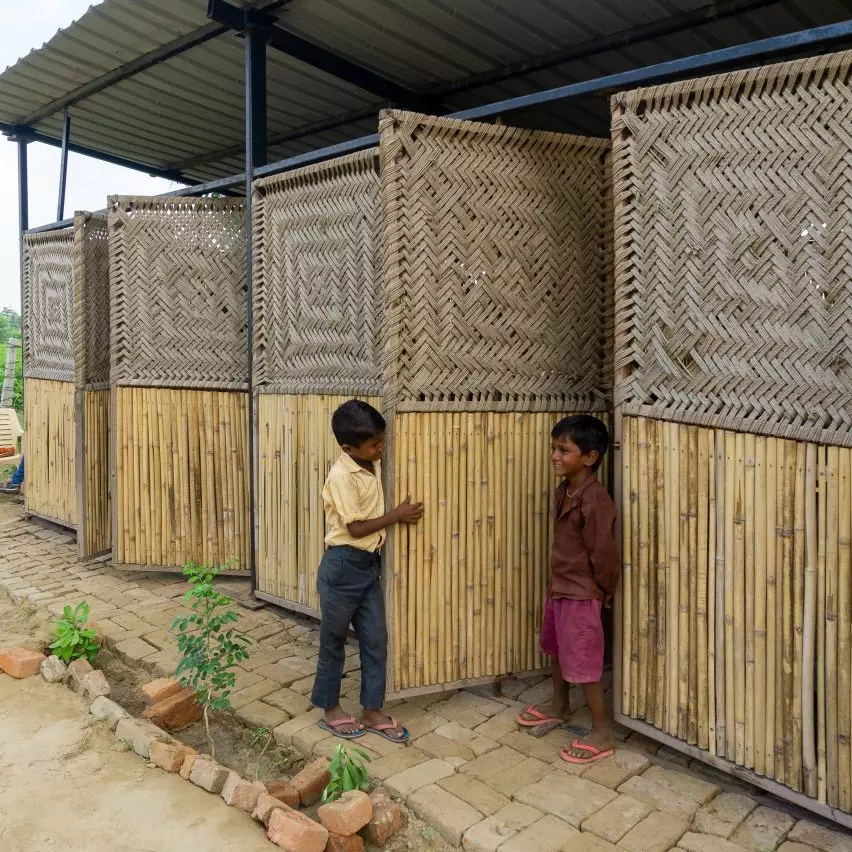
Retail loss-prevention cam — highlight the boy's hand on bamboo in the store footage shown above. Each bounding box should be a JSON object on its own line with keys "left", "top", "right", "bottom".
{"left": 394, "top": 495, "right": 424, "bottom": 524}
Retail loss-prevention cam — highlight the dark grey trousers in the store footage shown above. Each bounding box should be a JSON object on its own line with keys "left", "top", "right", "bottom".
{"left": 311, "top": 545, "right": 387, "bottom": 711}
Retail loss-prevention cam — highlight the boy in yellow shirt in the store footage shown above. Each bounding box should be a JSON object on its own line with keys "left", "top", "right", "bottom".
{"left": 313, "top": 400, "right": 423, "bottom": 742}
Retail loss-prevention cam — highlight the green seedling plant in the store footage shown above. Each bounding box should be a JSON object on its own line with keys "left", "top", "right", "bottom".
{"left": 50, "top": 601, "right": 100, "bottom": 664}
{"left": 171, "top": 562, "right": 251, "bottom": 757}
{"left": 248, "top": 726, "right": 297, "bottom": 781}
{"left": 322, "top": 743, "right": 371, "bottom": 804}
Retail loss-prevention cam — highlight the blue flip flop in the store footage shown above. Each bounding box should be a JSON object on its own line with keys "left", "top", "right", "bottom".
{"left": 365, "top": 717, "right": 409, "bottom": 743}
{"left": 316, "top": 716, "right": 365, "bottom": 739}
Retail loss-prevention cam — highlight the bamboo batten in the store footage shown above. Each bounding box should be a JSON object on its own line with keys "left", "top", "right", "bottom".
{"left": 256, "top": 394, "right": 382, "bottom": 614}
{"left": 24, "top": 378, "right": 76, "bottom": 526}
{"left": 391, "top": 410, "right": 609, "bottom": 693}
{"left": 80, "top": 389, "right": 110, "bottom": 555}
{"left": 113, "top": 387, "right": 249, "bottom": 571}
{"left": 621, "top": 416, "right": 852, "bottom": 811}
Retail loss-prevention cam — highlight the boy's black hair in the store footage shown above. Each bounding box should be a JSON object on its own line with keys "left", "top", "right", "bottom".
{"left": 551, "top": 414, "right": 609, "bottom": 471}
{"left": 332, "top": 400, "right": 386, "bottom": 447}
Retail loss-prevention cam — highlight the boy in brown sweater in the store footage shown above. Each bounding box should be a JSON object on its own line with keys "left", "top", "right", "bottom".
{"left": 516, "top": 415, "right": 620, "bottom": 763}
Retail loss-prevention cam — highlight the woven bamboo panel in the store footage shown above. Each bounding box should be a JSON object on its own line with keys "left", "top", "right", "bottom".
{"left": 22, "top": 228, "right": 75, "bottom": 383}
{"left": 24, "top": 378, "right": 76, "bottom": 526}
{"left": 253, "top": 152, "right": 383, "bottom": 396}
{"left": 113, "top": 387, "right": 249, "bottom": 571}
{"left": 619, "top": 415, "right": 852, "bottom": 809}
{"left": 73, "top": 212, "right": 110, "bottom": 390}
{"left": 256, "top": 393, "right": 382, "bottom": 614}
{"left": 612, "top": 50, "right": 852, "bottom": 446}
{"left": 78, "top": 389, "right": 110, "bottom": 557}
{"left": 379, "top": 111, "right": 611, "bottom": 413}
{"left": 109, "top": 197, "right": 247, "bottom": 390}
{"left": 389, "top": 411, "right": 609, "bottom": 692}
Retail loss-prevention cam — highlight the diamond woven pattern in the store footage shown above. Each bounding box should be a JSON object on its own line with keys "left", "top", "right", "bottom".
{"left": 23, "top": 228, "right": 75, "bottom": 382}
{"left": 109, "top": 197, "right": 247, "bottom": 390}
{"left": 612, "top": 50, "right": 852, "bottom": 446}
{"left": 73, "top": 212, "right": 110, "bottom": 390}
{"left": 252, "top": 151, "right": 382, "bottom": 395}
{"left": 379, "top": 111, "right": 611, "bottom": 413}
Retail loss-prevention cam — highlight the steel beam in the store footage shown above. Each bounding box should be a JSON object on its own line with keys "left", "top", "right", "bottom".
{"left": 56, "top": 109, "right": 71, "bottom": 222}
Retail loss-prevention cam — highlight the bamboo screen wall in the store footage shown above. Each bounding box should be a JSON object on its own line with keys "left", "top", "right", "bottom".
{"left": 380, "top": 111, "right": 611, "bottom": 694}
{"left": 22, "top": 228, "right": 77, "bottom": 528}
{"left": 612, "top": 50, "right": 852, "bottom": 815}
{"left": 108, "top": 197, "right": 249, "bottom": 573}
{"left": 252, "top": 151, "right": 383, "bottom": 615}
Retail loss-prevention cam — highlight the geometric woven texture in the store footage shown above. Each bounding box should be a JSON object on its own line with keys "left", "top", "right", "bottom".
{"left": 612, "top": 50, "right": 852, "bottom": 446}
{"left": 109, "top": 197, "right": 246, "bottom": 390}
{"left": 379, "top": 111, "right": 611, "bottom": 413}
{"left": 73, "top": 212, "right": 110, "bottom": 390}
{"left": 253, "top": 151, "right": 382, "bottom": 396}
{"left": 22, "top": 228, "right": 75, "bottom": 383}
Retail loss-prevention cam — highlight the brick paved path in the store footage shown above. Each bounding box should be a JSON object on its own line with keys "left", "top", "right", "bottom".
{"left": 2, "top": 510, "right": 851, "bottom": 851}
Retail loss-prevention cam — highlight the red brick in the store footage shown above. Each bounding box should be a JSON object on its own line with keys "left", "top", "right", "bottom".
{"left": 149, "top": 741, "right": 196, "bottom": 773}
{"left": 189, "top": 759, "right": 230, "bottom": 793}
{"left": 292, "top": 757, "right": 332, "bottom": 806}
{"left": 142, "top": 677, "right": 182, "bottom": 706}
{"left": 267, "top": 806, "right": 329, "bottom": 852}
{"left": 362, "top": 789, "right": 401, "bottom": 848}
{"left": 0, "top": 648, "right": 46, "bottom": 679}
{"left": 253, "top": 793, "right": 289, "bottom": 827}
{"left": 221, "top": 772, "right": 266, "bottom": 812}
{"left": 266, "top": 782, "right": 301, "bottom": 808}
{"left": 318, "top": 791, "right": 373, "bottom": 836}
{"left": 179, "top": 753, "right": 197, "bottom": 780}
{"left": 325, "top": 833, "right": 365, "bottom": 852}
{"left": 143, "top": 686, "right": 201, "bottom": 731}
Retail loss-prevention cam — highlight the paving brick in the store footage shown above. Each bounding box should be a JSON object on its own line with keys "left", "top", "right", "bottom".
{"left": 693, "top": 792, "right": 757, "bottom": 839}
{"left": 515, "top": 770, "right": 616, "bottom": 827}
{"left": 149, "top": 740, "right": 196, "bottom": 773}
{"left": 189, "top": 759, "right": 231, "bottom": 794}
{"left": 180, "top": 753, "right": 197, "bottom": 780}
{"left": 730, "top": 806, "right": 796, "bottom": 851}
{"left": 235, "top": 700, "right": 289, "bottom": 730}
{"left": 569, "top": 834, "right": 619, "bottom": 851}
{"left": 445, "top": 691, "right": 508, "bottom": 719}
{"left": 385, "top": 758, "right": 456, "bottom": 798}
{"left": 65, "top": 657, "right": 94, "bottom": 691}
{"left": 404, "top": 712, "right": 451, "bottom": 741}
{"left": 417, "top": 731, "right": 476, "bottom": 762}
{"left": 273, "top": 708, "right": 324, "bottom": 746}
{"left": 39, "top": 654, "right": 66, "bottom": 683}
{"left": 473, "top": 710, "right": 522, "bottom": 742}
{"left": 778, "top": 844, "right": 824, "bottom": 852}
{"left": 267, "top": 805, "right": 328, "bottom": 852}
{"left": 642, "top": 765, "right": 720, "bottom": 805}
{"left": 618, "top": 776, "right": 702, "bottom": 821}
{"left": 518, "top": 679, "right": 553, "bottom": 707}
{"left": 313, "top": 738, "right": 379, "bottom": 763}
{"left": 624, "top": 732, "right": 662, "bottom": 755}
{"left": 407, "top": 784, "right": 483, "bottom": 846}
{"left": 499, "top": 730, "right": 565, "bottom": 763}
{"left": 317, "top": 790, "right": 373, "bottom": 836}
{"left": 501, "top": 815, "right": 579, "bottom": 852}
{"left": 368, "top": 746, "right": 430, "bottom": 781}
{"left": 581, "top": 794, "right": 653, "bottom": 844}
{"left": 618, "top": 812, "right": 689, "bottom": 852}
{"left": 677, "top": 832, "right": 751, "bottom": 852}
{"left": 429, "top": 699, "right": 488, "bottom": 729}
{"left": 291, "top": 757, "right": 331, "bottom": 806}
{"left": 221, "top": 772, "right": 266, "bottom": 812}
{"left": 462, "top": 802, "right": 543, "bottom": 851}
{"left": 489, "top": 756, "right": 553, "bottom": 796}
{"left": 142, "top": 677, "right": 182, "bottom": 706}
{"left": 293, "top": 724, "right": 333, "bottom": 758}
{"left": 89, "top": 696, "right": 129, "bottom": 730}
{"left": 229, "top": 679, "right": 279, "bottom": 710}
{"left": 461, "top": 746, "right": 525, "bottom": 781}
{"left": 114, "top": 636, "right": 158, "bottom": 663}
{"left": 252, "top": 793, "right": 288, "bottom": 827}
{"left": 115, "top": 717, "right": 172, "bottom": 760}
{"left": 264, "top": 687, "right": 313, "bottom": 717}
{"left": 439, "top": 774, "right": 509, "bottom": 817}
{"left": 81, "top": 669, "right": 111, "bottom": 700}
{"left": 434, "top": 722, "right": 498, "bottom": 757}
{"left": 581, "top": 749, "right": 650, "bottom": 789}
{"left": 787, "top": 820, "right": 852, "bottom": 851}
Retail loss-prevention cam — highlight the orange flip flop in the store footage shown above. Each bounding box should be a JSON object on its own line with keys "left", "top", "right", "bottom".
{"left": 560, "top": 739, "right": 615, "bottom": 765}
{"left": 516, "top": 705, "right": 563, "bottom": 728}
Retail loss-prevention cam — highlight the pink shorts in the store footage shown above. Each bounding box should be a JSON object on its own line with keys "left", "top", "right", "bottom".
{"left": 539, "top": 597, "right": 604, "bottom": 683}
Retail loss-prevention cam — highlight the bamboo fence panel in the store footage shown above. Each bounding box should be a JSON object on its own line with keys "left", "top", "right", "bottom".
{"left": 24, "top": 378, "right": 76, "bottom": 526}
{"left": 620, "top": 416, "right": 852, "bottom": 810}
{"left": 379, "top": 112, "right": 612, "bottom": 695}
{"left": 81, "top": 389, "right": 109, "bottom": 555}
{"left": 256, "top": 394, "right": 382, "bottom": 614}
{"left": 113, "top": 387, "right": 249, "bottom": 571}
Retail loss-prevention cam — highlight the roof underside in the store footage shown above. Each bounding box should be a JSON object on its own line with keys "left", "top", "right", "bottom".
{"left": 1, "top": 0, "right": 851, "bottom": 186}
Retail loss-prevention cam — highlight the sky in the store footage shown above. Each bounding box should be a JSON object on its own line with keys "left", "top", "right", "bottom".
{"left": 0, "top": 0, "right": 179, "bottom": 312}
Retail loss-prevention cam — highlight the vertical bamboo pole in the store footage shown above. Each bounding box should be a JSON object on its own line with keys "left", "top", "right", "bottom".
{"left": 765, "top": 438, "right": 778, "bottom": 778}
{"left": 733, "top": 432, "right": 746, "bottom": 766}
{"left": 775, "top": 438, "right": 786, "bottom": 778}
{"left": 724, "top": 432, "right": 737, "bottom": 761}
{"left": 646, "top": 418, "right": 659, "bottom": 725}
{"left": 826, "top": 445, "right": 839, "bottom": 807}
{"left": 485, "top": 414, "right": 496, "bottom": 677}
{"left": 505, "top": 414, "right": 517, "bottom": 673}
{"left": 622, "top": 417, "right": 634, "bottom": 716}
{"left": 837, "top": 447, "right": 851, "bottom": 810}
{"left": 493, "top": 415, "right": 506, "bottom": 677}
{"left": 637, "top": 418, "right": 650, "bottom": 721}
{"left": 688, "top": 426, "right": 699, "bottom": 745}
{"left": 707, "top": 428, "right": 717, "bottom": 753}
{"left": 803, "top": 443, "right": 818, "bottom": 798}
{"left": 655, "top": 420, "right": 667, "bottom": 730}
{"left": 436, "top": 412, "right": 447, "bottom": 684}
{"left": 465, "top": 412, "right": 476, "bottom": 679}
{"left": 716, "top": 428, "right": 727, "bottom": 756}
{"left": 817, "top": 445, "right": 827, "bottom": 803}
{"left": 472, "top": 413, "right": 484, "bottom": 679}
{"left": 533, "top": 415, "right": 546, "bottom": 676}
{"left": 697, "top": 427, "right": 710, "bottom": 750}
{"left": 790, "top": 441, "right": 806, "bottom": 792}
{"left": 455, "top": 413, "right": 466, "bottom": 681}
{"left": 744, "top": 433, "right": 756, "bottom": 768}
{"left": 754, "top": 436, "right": 767, "bottom": 775}
{"left": 631, "top": 417, "right": 641, "bottom": 718}
{"left": 782, "top": 442, "right": 795, "bottom": 788}
{"left": 415, "top": 413, "right": 426, "bottom": 686}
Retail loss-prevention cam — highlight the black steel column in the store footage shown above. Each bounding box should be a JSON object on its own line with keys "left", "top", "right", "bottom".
{"left": 56, "top": 108, "right": 71, "bottom": 221}
{"left": 244, "top": 24, "right": 267, "bottom": 596}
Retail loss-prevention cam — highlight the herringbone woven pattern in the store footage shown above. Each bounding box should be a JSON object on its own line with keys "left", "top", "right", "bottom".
{"left": 379, "top": 111, "right": 611, "bottom": 412}
{"left": 73, "top": 212, "right": 110, "bottom": 390}
{"left": 109, "top": 197, "right": 247, "bottom": 390}
{"left": 23, "top": 228, "right": 75, "bottom": 382}
{"left": 252, "top": 151, "right": 382, "bottom": 395}
{"left": 612, "top": 49, "right": 852, "bottom": 446}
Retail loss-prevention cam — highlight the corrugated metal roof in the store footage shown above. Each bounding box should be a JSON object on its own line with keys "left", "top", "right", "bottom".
{"left": 1, "top": 0, "right": 850, "bottom": 186}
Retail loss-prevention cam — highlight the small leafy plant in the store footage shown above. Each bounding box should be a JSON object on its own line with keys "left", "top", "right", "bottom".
{"left": 322, "top": 743, "right": 371, "bottom": 803}
{"left": 171, "top": 562, "right": 251, "bottom": 757}
{"left": 248, "top": 726, "right": 297, "bottom": 781}
{"left": 50, "top": 601, "right": 99, "bottom": 664}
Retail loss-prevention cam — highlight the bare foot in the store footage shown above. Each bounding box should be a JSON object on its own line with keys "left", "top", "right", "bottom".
{"left": 323, "top": 704, "right": 363, "bottom": 735}
{"left": 361, "top": 709, "right": 407, "bottom": 740}
{"left": 561, "top": 727, "right": 615, "bottom": 760}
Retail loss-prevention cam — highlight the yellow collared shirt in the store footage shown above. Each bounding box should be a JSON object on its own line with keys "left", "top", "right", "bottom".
{"left": 323, "top": 452, "right": 386, "bottom": 552}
